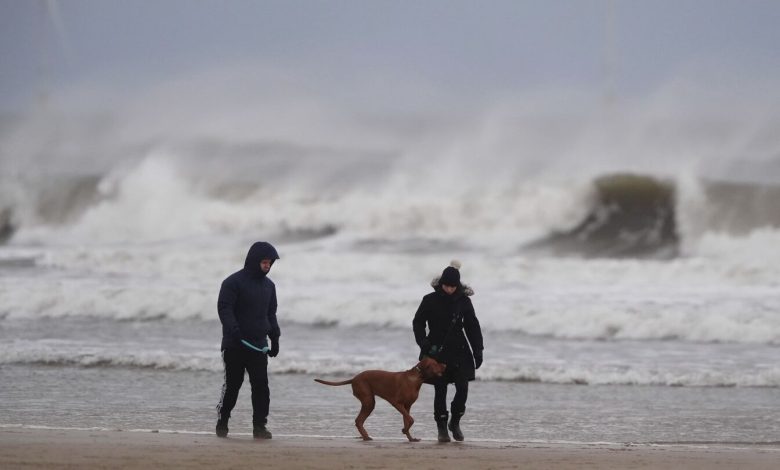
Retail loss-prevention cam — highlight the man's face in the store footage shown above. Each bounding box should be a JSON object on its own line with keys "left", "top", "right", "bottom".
{"left": 442, "top": 284, "right": 457, "bottom": 295}
{"left": 260, "top": 259, "right": 273, "bottom": 273}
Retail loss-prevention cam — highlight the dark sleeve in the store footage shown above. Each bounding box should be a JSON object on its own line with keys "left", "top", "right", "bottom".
{"left": 463, "top": 298, "right": 483, "bottom": 352}
{"left": 268, "top": 283, "right": 280, "bottom": 340}
{"left": 217, "top": 278, "right": 241, "bottom": 338}
{"left": 412, "top": 296, "right": 430, "bottom": 347}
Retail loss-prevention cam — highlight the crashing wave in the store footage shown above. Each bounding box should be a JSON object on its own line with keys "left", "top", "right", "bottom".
{"left": 523, "top": 173, "right": 678, "bottom": 258}
{"left": 523, "top": 173, "right": 780, "bottom": 259}
{"left": 3, "top": 162, "right": 780, "bottom": 259}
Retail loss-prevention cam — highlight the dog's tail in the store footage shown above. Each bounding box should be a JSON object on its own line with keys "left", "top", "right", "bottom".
{"left": 314, "top": 378, "right": 353, "bottom": 386}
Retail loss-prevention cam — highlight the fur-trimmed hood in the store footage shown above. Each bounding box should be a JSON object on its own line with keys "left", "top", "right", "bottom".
{"left": 430, "top": 277, "right": 474, "bottom": 296}
{"left": 430, "top": 259, "right": 474, "bottom": 296}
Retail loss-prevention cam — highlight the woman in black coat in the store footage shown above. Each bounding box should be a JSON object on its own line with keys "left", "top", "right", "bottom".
{"left": 412, "top": 261, "right": 484, "bottom": 442}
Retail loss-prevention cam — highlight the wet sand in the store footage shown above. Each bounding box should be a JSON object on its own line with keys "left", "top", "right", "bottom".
{"left": 1, "top": 427, "right": 778, "bottom": 469}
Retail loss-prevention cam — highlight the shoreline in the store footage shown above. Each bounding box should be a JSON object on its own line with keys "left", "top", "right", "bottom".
{"left": 2, "top": 427, "right": 778, "bottom": 470}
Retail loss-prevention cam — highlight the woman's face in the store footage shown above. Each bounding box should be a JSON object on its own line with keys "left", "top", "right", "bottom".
{"left": 441, "top": 284, "right": 457, "bottom": 295}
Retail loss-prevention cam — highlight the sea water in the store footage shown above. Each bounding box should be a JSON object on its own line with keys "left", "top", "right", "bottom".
{"left": 1, "top": 100, "right": 779, "bottom": 445}
{"left": 1, "top": 239, "right": 779, "bottom": 444}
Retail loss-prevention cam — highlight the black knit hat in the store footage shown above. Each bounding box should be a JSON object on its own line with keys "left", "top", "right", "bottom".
{"left": 439, "top": 260, "right": 461, "bottom": 286}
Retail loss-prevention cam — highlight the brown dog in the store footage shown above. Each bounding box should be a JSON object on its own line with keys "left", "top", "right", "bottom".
{"left": 314, "top": 357, "right": 446, "bottom": 442}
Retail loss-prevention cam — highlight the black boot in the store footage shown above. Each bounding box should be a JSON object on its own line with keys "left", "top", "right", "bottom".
{"left": 448, "top": 411, "right": 464, "bottom": 441}
{"left": 435, "top": 413, "right": 450, "bottom": 443}
{"left": 253, "top": 424, "right": 272, "bottom": 439}
{"left": 215, "top": 417, "right": 229, "bottom": 438}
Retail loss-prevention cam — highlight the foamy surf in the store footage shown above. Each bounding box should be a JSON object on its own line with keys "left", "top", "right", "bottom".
{"left": 1, "top": 82, "right": 779, "bottom": 447}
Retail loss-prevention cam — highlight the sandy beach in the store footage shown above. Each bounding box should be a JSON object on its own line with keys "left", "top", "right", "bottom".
{"left": 1, "top": 427, "right": 778, "bottom": 470}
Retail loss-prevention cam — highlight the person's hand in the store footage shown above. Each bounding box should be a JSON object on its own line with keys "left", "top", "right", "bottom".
{"left": 268, "top": 337, "right": 279, "bottom": 357}
{"left": 419, "top": 339, "right": 431, "bottom": 358}
{"left": 473, "top": 350, "right": 483, "bottom": 369}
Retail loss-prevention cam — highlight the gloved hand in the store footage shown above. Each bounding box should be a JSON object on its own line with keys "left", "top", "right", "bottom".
{"left": 268, "top": 337, "right": 279, "bottom": 357}
{"left": 419, "top": 339, "right": 431, "bottom": 358}
{"left": 473, "top": 350, "right": 483, "bottom": 369}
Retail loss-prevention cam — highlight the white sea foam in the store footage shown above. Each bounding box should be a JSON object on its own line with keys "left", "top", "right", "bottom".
{"left": 2, "top": 336, "right": 777, "bottom": 387}
{"left": 1, "top": 240, "right": 779, "bottom": 345}
{"left": 2, "top": 77, "right": 779, "bottom": 393}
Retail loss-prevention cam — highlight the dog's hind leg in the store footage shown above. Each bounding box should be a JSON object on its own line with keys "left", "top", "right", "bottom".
{"left": 353, "top": 392, "right": 375, "bottom": 441}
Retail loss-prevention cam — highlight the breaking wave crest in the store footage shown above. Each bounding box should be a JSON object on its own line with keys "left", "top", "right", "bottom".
{"left": 524, "top": 174, "right": 780, "bottom": 258}
{"left": 3, "top": 153, "right": 780, "bottom": 258}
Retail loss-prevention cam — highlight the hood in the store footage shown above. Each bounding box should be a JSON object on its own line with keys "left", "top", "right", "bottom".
{"left": 244, "top": 241, "right": 280, "bottom": 277}
{"left": 431, "top": 277, "right": 474, "bottom": 296}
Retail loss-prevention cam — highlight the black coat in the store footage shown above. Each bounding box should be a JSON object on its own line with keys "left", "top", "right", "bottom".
{"left": 218, "top": 242, "right": 281, "bottom": 351}
{"left": 413, "top": 283, "right": 484, "bottom": 382}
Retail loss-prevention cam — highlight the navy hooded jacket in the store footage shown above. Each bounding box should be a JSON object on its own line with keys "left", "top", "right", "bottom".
{"left": 218, "top": 242, "right": 280, "bottom": 351}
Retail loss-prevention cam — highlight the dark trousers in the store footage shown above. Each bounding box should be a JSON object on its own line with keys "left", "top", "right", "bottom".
{"left": 216, "top": 346, "right": 269, "bottom": 426}
{"left": 433, "top": 354, "right": 471, "bottom": 416}
{"left": 433, "top": 379, "right": 469, "bottom": 416}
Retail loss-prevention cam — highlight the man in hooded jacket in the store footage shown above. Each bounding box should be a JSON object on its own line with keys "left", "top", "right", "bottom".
{"left": 413, "top": 261, "right": 484, "bottom": 442}
{"left": 215, "top": 241, "right": 280, "bottom": 439}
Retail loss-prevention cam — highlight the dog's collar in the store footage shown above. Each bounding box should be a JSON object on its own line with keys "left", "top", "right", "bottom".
{"left": 414, "top": 365, "right": 431, "bottom": 380}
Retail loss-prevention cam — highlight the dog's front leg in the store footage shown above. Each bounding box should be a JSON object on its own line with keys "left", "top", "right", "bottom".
{"left": 393, "top": 404, "right": 419, "bottom": 442}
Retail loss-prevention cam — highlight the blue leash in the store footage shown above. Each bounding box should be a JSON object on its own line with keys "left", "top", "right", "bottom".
{"left": 241, "top": 339, "right": 270, "bottom": 354}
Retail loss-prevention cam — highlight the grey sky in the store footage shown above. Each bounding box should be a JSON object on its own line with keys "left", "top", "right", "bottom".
{"left": 2, "top": 0, "right": 779, "bottom": 113}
